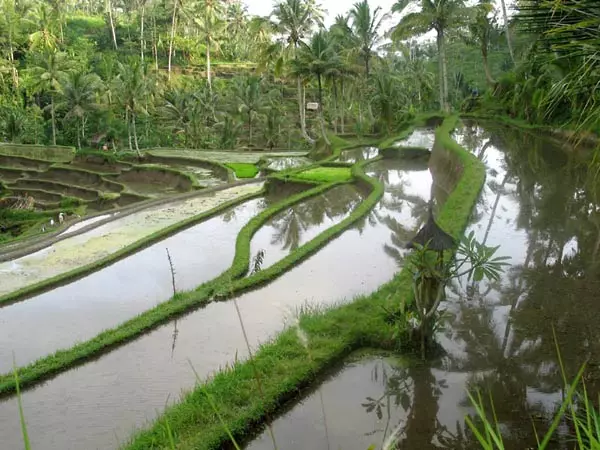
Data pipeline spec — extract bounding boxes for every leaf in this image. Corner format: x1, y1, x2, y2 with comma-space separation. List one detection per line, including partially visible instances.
473, 267, 484, 282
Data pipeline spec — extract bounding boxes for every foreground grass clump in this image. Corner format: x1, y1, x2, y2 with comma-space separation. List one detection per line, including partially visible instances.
295, 167, 353, 183
226, 163, 260, 179
122, 116, 485, 450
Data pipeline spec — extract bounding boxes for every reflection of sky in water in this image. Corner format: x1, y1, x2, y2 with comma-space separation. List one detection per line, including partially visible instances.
438, 127, 567, 439
338, 146, 379, 163
394, 129, 436, 149
266, 157, 312, 171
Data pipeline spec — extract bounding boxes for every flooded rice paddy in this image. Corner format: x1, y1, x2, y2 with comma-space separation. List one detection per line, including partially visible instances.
247, 122, 600, 449
2, 123, 592, 449
0, 197, 267, 372
0, 146, 434, 449
0, 183, 263, 297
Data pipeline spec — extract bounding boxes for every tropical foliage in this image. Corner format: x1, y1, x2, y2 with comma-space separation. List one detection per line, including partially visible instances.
0, 0, 596, 152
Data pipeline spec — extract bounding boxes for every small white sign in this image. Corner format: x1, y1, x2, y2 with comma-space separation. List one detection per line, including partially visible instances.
306, 102, 319, 111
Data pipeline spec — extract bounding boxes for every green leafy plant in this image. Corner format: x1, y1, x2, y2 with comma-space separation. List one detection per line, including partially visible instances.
405, 230, 510, 356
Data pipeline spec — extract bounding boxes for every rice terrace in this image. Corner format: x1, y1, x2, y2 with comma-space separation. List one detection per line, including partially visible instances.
1, 0, 599, 449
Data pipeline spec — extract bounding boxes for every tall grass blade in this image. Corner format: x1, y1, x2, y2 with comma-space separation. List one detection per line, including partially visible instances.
13, 354, 31, 450
188, 361, 242, 450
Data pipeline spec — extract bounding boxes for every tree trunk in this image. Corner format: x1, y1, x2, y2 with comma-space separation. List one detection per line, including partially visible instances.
206, 36, 212, 93
500, 0, 515, 65
168, 0, 178, 81
364, 53, 370, 78
126, 108, 133, 151
436, 28, 449, 112
132, 112, 140, 156
340, 78, 345, 134
481, 44, 495, 86
50, 96, 56, 145
297, 77, 314, 144
140, 4, 145, 63
107, 0, 118, 50
8, 33, 18, 88
76, 121, 81, 150
317, 74, 330, 145
152, 14, 159, 71
332, 77, 338, 134
248, 112, 252, 144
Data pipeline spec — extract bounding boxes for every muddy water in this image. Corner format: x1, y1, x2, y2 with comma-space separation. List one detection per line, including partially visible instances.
250, 185, 364, 270
0, 183, 263, 297
338, 146, 379, 163
0, 198, 271, 372
248, 123, 600, 448
0, 151, 434, 450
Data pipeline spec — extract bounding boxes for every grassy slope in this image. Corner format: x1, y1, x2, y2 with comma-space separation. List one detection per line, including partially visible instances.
122, 115, 486, 450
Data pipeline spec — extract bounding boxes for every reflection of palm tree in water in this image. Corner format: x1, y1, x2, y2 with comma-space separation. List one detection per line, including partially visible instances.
361, 361, 472, 449
269, 186, 363, 251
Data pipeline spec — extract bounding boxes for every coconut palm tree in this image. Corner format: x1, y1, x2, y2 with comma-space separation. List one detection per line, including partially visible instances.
194, 0, 225, 94
464, 0, 497, 87
29, 51, 69, 145
391, 0, 471, 112
113, 60, 148, 155
370, 67, 400, 132
271, 0, 323, 144
348, 0, 385, 77
57, 71, 103, 149
291, 30, 340, 144
499, 0, 514, 65
231, 76, 268, 145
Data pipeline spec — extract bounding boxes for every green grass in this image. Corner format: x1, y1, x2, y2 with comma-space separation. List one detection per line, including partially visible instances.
225, 163, 260, 179
294, 167, 353, 183
122, 115, 485, 450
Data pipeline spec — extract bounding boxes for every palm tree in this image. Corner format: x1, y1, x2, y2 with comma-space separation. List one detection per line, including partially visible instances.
167, 0, 181, 80
0, 0, 29, 88
465, 0, 497, 87
113, 60, 148, 156
56, 71, 103, 149
106, 0, 118, 50
292, 31, 340, 144
29, 2, 59, 53
231, 76, 268, 145
370, 68, 399, 132
348, 0, 385, 77
272, 0, 323, 144
29, 51, 69, 145
392, 0, 471, 112
499, 0, 514, 65
194, 0, 225, 94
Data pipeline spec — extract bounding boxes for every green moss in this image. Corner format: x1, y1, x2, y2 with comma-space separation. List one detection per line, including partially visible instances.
225, 163, 260, 179
294, 167, 353, 183
121, 116, 485, 450
0, 143, 75, 163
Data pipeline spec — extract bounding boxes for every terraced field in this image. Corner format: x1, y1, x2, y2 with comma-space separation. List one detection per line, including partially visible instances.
0, 145, 311, 247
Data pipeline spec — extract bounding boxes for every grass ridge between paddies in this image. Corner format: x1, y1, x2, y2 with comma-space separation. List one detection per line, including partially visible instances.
293, 166, 353, 183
